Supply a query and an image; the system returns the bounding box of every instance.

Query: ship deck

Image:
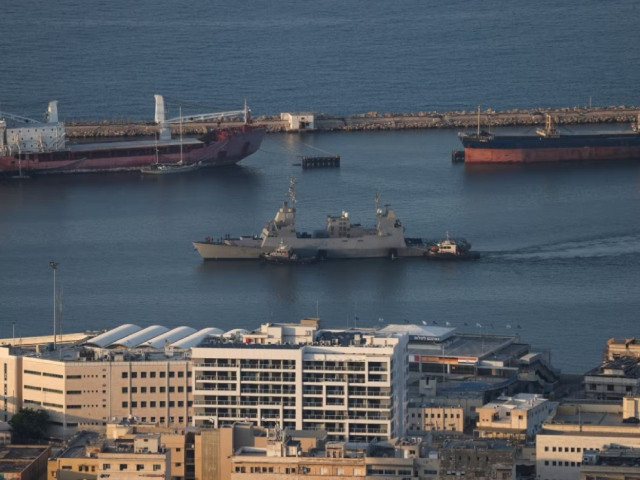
[67,137,203,152]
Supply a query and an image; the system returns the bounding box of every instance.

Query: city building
[580,446,640,480]
[584,356,640,400]
[536,397,640,480]
[438,439,515,480]
[0,444,50,480]
[191,327,408,442]
[475,393,557,442]
[406,404,465,433]
[1,318,556,443]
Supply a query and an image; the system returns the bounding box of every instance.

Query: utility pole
[49,261,58,349]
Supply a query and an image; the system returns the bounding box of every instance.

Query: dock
[63,106,640,138]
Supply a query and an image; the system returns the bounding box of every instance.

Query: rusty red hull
[0,126,265,175]
[459,130,640,164]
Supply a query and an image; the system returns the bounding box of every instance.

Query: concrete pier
[64,106,640,138]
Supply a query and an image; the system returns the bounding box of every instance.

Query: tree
[8,408,49,443]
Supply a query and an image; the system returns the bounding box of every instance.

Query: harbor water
[1,0,640,373]
[2,128,640,373]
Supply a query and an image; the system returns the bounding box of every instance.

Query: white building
[191,328,409,442]
[280,112,315,131]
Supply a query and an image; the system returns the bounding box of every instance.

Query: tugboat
[260,243,316,265]
[425,232,480,260]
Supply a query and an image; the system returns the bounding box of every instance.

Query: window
[131,372,137,378]
[103,464,111,470]
[607,385,614,391]
[119,464,127,471]
[150,372,156,378]
[160,417,165,423]
[178,371,184,378]
[141,401,147,408]
[169,401,175,407]
[122,372,128,378]
[160,372,166,378]
[150,401,156,407]
[169,386,175,393]
[122,387,128,393]
[131,401,137,408]
[150,387,156,393]
[160,401,166,407]
[131,387,137,393]
[169,371,175,378]
[122,402,128,408]
[160,387,166,393]
[178,386,184,393]
[141,387,147,393]
[137,465,144,471]
[545,446,549,452]
[141,372,147,378]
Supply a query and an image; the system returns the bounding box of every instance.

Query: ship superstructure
[193,179,459,260]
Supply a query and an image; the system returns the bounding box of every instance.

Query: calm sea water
[1,1,640,373]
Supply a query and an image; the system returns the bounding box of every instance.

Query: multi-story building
[438,440,515,480]
[0,343,192,438]
[584,356,640,400]
[97,435,170,480]
[536,397,640,480]
[406,404,465,433]
[580,446,640,480]
[475,393,557,442]
[191,328,408,442]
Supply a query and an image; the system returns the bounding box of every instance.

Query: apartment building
[191,328,408,442]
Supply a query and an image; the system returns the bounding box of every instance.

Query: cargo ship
[458,113,640,164]
[193,178,479,261]
[0,95,265,175]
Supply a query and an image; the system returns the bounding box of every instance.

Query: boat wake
[490,233,640,261]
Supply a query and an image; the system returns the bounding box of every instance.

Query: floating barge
[301,155,340,169]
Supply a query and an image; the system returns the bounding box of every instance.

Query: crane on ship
[157,96,252,125]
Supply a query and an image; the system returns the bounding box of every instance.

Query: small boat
[141,161,200,175]
[260,244,316,265]
[141,111,201,175]
[425,232,480,260]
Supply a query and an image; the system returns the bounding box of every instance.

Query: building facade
[191,330,408,442]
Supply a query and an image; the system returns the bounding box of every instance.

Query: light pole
[49,261,58,350]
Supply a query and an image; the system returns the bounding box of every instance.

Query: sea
[1,0,640,374]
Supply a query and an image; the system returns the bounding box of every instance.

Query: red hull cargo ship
[0,95,265,175]
[458,115,640,164]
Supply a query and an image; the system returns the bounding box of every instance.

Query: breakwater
[64,106,640,138]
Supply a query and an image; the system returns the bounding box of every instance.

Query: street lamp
[49,261,58,350]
